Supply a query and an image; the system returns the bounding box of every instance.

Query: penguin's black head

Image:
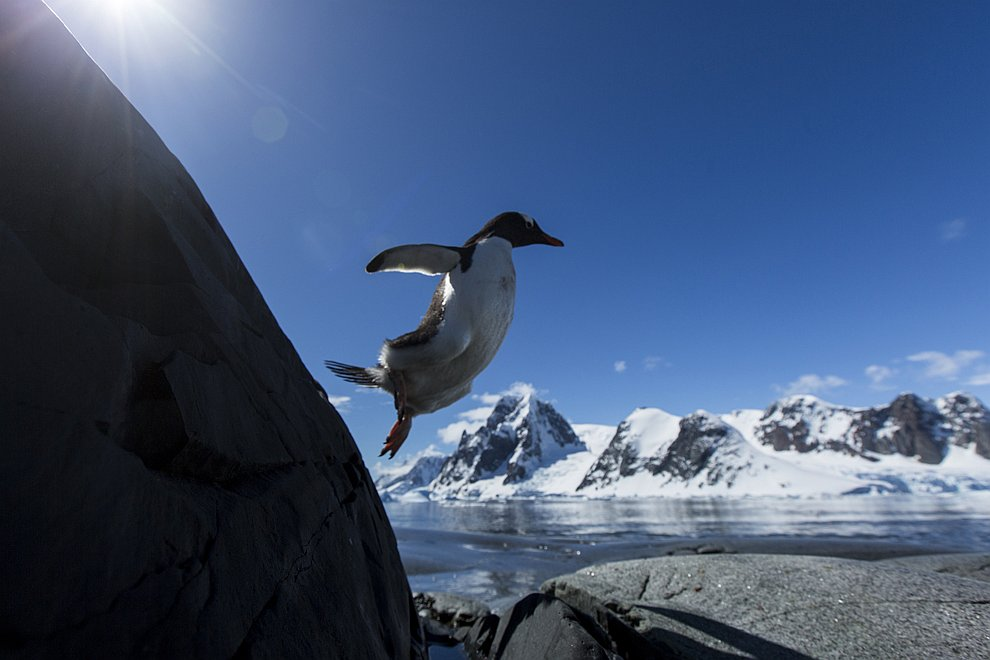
[464,211,564,248]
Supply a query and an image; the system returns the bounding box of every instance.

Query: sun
[55,0,206,63]
[95,0,151,23]
[100,0,153,16]
[44,0,205,99]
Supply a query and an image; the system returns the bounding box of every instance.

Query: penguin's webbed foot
[380,411,412,459]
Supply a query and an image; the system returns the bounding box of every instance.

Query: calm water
[386,495,990,611]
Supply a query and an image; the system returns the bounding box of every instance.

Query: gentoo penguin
[326,211,563,458]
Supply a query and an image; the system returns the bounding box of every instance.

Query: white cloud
[459,406,495,424]
[436,382,538,444]
[865,365,896,389]
[614,360,627,373]
[643,356,669,371]
[940,218,967,242]
[779,374,847,397]
[328,395,352,411]
[437,419,482,444]
[502,382,538,399]
[474,393,502,406]
[907,350,984,380]
[436,402,494,443]
[473,382,538,405]
[967,372,990,387]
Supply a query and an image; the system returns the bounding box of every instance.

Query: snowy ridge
[577,408,681,490]
[578,410,867,497]
[378,391,990,500]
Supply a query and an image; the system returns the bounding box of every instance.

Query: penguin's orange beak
[539,231,564,247]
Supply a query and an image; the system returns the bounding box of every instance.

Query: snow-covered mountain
[373,445,446,501]
[430,391,585,498]
[575,409,864,497]
[378,391,990,500]
[578,407,681,490]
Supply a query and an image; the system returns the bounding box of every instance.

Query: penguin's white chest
[401,237,516,413]
[444,237,516,356]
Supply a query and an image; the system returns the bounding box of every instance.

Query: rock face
[0,2,420,657]
[644,412,736,482]
[938,392,990,459]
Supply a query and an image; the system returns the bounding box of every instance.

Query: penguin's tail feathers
[324,361,386,389]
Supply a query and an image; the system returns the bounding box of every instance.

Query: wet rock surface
[0,2,421,657]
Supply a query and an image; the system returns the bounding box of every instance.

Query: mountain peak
[431,393,583,496]
[938,391,985,410]
[779,393,829,406]
[936,391,990,459]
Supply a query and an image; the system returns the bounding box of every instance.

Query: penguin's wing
[366,244,465,276]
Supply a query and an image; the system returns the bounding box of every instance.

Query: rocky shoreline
[418,545,990,659]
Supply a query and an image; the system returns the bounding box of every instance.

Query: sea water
[386,495,990,612]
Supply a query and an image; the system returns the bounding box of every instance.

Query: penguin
[326,211,563,458]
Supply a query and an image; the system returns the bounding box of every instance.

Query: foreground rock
[485,594,620,660]
[0,1,421,657]
[541,554,990,659]
[414,592,492,646]
[878,552,990,583]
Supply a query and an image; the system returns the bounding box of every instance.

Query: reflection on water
[386,495,990,611]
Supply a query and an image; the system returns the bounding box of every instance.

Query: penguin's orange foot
[380,412,412,459]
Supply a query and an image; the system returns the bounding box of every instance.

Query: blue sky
[49,0,990,463]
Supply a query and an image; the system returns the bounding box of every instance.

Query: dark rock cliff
[863,394,948,464]
[0,1,421,656]
[939,392,990,459]
[431,394,583,496]
[576,421,632,491]
[645,413,733,482]
[503,398,582,484]
[432,397,522,494]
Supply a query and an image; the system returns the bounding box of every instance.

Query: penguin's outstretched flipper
[365,243,467,276]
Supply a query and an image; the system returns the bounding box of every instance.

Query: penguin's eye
[524,217,535,229]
